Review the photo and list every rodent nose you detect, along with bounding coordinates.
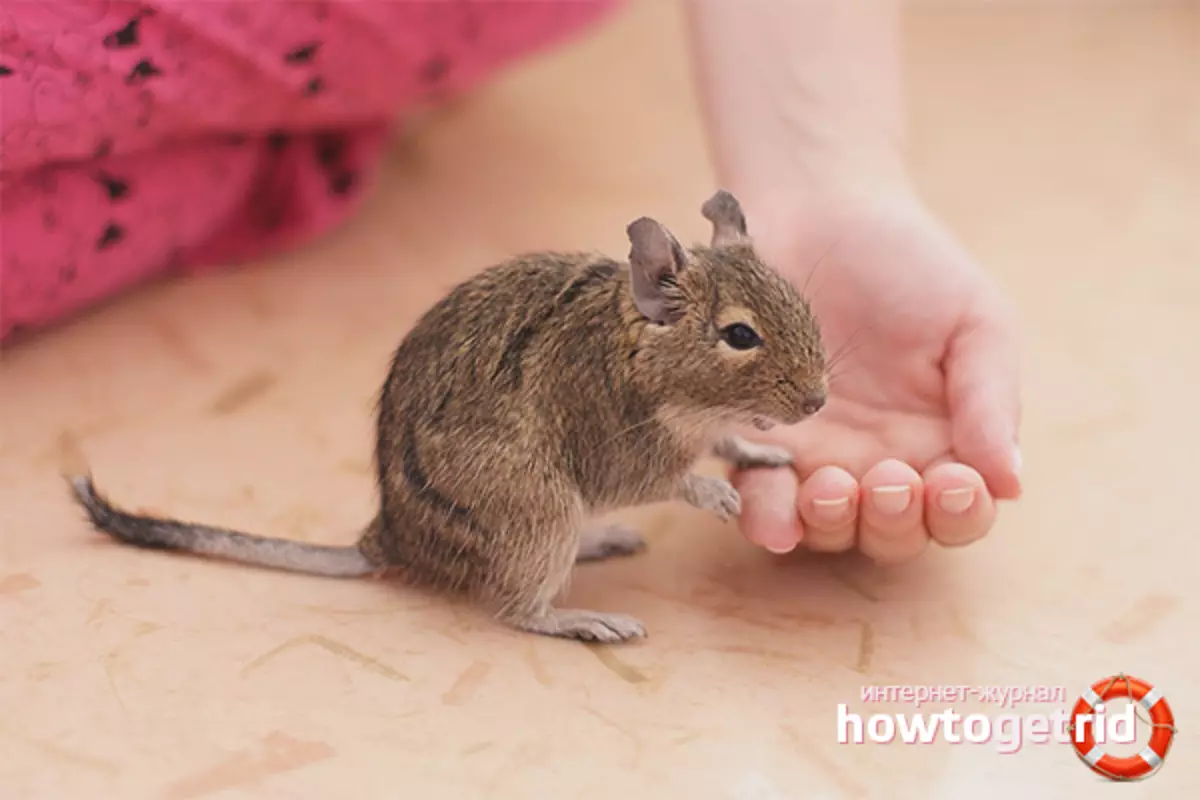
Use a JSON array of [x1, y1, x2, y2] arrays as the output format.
[[802, 391, 827, 416]]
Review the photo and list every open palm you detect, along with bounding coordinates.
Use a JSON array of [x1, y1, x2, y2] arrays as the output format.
[[730, 196, 1022, 562]]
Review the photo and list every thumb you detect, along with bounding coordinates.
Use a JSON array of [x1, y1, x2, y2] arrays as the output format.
[[945, 299, 1023, 499]]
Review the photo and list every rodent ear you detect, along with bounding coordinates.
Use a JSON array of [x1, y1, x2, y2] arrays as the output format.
[[627, 216, 688, 324], [701, 189, 749, 248]]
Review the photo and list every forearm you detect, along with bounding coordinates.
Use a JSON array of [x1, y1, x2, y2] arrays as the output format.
[[683, 0, 908, 210]]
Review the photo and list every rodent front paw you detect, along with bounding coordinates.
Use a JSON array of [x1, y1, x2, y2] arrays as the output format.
[[715, 436, 793, 470], [739, 444, 792, 469], [710, 482, 741, 521], [681, 474, 742, 521]]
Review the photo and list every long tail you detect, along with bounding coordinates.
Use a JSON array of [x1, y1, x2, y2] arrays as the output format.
[[68, 475, 377, 578]]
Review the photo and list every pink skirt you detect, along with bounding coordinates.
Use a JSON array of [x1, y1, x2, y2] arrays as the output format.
[[0, 0, 617, 341]]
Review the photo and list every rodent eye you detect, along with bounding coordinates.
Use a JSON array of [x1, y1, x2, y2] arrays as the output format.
[[721, 322, 762, 350]]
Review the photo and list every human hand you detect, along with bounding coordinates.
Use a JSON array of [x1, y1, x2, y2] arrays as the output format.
[[729, 192, 1022, 563]]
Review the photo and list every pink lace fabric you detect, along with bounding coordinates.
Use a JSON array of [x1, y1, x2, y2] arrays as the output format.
[[0, 0, 617, 340]]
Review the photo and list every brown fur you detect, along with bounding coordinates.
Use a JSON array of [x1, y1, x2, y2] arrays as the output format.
[[69, 191, 828, 643]]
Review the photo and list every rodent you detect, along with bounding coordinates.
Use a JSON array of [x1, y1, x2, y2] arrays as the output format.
[[68, 190, 829, 644]]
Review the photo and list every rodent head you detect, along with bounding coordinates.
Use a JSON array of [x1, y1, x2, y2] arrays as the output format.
[[625, 190, 828, 431]]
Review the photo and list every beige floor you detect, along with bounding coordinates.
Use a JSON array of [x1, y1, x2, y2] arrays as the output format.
[[2, 1, 1197, 798]]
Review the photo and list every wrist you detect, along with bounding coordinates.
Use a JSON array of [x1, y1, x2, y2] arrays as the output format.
[[703, 56, 915, 220], [719, 139, 915, 227], [683, 0, 912, 225], [727, 167, 921, 264], [725, 169, 931, 293]]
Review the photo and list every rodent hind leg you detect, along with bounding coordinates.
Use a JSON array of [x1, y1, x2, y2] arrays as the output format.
[[712, 435, 792, 470], [575, 522, 646, 563], [494, 524, 647, 643], [508, 607, 647, 643]]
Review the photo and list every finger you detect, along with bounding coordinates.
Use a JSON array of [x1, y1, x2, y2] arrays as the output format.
[[856, 459, 929, 564], [796, 466, 859, 552], [730, 467, 803, 554], [923, 461, 996, 546], [945, 298, 1023, 500]]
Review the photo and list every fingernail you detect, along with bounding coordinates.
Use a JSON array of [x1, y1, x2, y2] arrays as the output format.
[[871, 485, 912, 515], [938, 487, 976, 515], [811, 496, 851, 522], [765, 540, 797, 555], [1012, 446, 1023, 475]]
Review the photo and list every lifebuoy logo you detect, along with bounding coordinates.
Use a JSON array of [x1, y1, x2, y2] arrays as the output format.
[[1068, 674, 1177, 782]]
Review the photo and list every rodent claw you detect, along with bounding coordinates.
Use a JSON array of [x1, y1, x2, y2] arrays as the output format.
[[680, 474, 742, 521], [521, 610, 647, 642]]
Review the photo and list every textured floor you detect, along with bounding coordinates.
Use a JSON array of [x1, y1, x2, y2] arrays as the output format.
[[2, 1, 1197, 798]]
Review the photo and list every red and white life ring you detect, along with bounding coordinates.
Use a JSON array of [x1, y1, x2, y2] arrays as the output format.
[[1069, 674, 1177, 781]]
